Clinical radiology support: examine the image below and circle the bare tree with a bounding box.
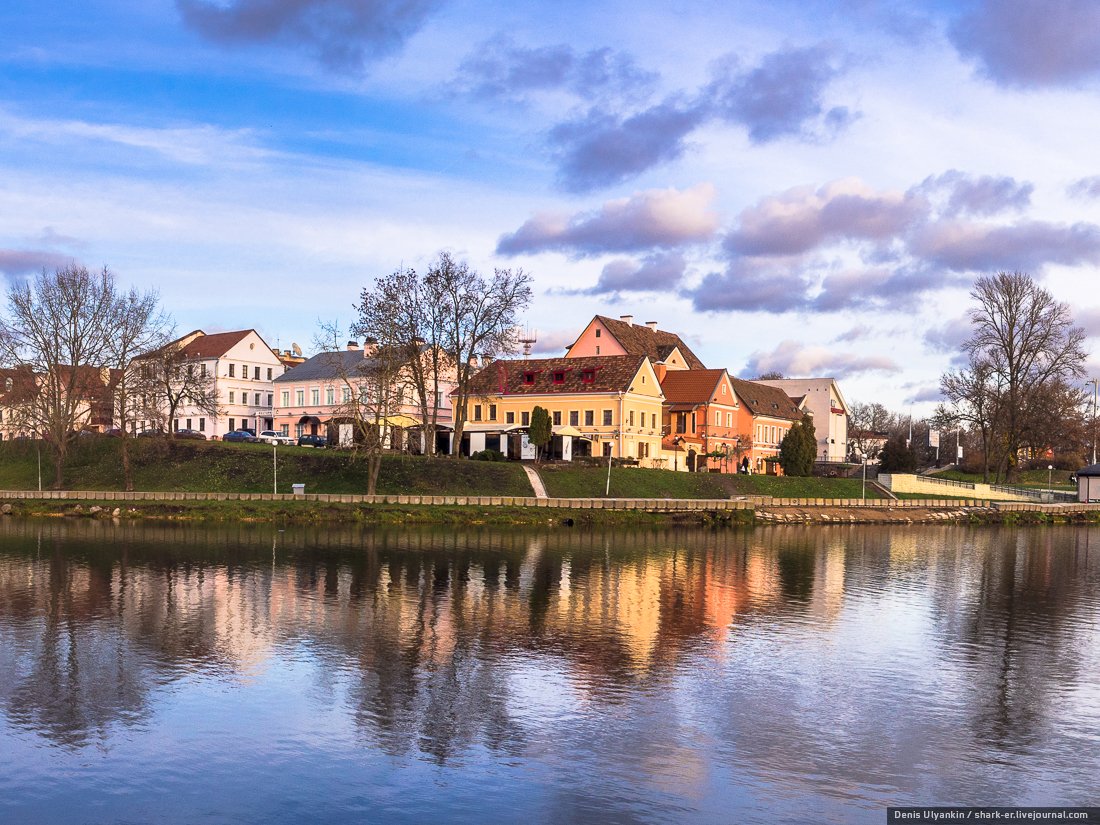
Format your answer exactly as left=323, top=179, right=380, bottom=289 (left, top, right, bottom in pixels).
left=430, top=252, right=532, bottom=457
left=946, top=275, right=1091, bottom=481
left=0, top=265, right=125, bottom=488
left=847, top=401, right=897, bottom=461
left=314, top=323, right=408, bottom=494
left=353, top=267, right=451, bottom=455
left=105, top=289, right=170, bottom=490
left=138, top=337, right=220, bottom=438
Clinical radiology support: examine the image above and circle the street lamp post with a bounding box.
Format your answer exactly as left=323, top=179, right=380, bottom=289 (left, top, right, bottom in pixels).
left=1089, top=379, right=1099, bottom=465
left=273, top=442, right=278, bottom=495
left=1048, top=463, right=1053, bottom=494
left=861, top=451, right=867, bottom=500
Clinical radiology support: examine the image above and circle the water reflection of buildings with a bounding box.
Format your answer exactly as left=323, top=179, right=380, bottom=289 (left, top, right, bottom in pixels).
left=1, top=521, right=1096, bottom=769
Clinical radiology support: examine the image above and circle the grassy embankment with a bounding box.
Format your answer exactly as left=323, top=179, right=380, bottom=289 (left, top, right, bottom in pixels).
left=929, top=467, right=1076, bottom=491
left=0, top=438, right=530, bottom=496
left=537, top=464, right=884, bottom=499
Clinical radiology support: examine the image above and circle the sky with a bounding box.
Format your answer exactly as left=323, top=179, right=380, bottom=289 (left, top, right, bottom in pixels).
left=3, top=0, right=1100, bottom=414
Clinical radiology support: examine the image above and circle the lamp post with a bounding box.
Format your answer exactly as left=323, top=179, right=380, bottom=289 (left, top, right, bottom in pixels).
left=1089, top=379, right=1099, bottom=465
left=1048, top=463, right=1053, bottom=494
left=860, top=450, right=867, bottom=500
left=605, top=430, right=618, bottom=496
left=273, top=441, right=278, bottom=495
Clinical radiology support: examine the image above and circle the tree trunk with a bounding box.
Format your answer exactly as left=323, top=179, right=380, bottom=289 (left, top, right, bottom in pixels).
left=52, top=450, right=64, bottom=490
left=120, top=434, right=134, bottom=491
left=366, top=452, right=382, bottom=495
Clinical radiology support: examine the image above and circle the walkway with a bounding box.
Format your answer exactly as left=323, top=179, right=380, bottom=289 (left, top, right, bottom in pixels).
left=521, top=465, right=548, bottom=498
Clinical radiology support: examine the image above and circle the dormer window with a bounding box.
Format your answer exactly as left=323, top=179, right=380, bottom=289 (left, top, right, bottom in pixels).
left=523, top=372, right=536, bottom=385
left=581, top=369, right=595, bottom=383
left=553, top=371, right=565, bottom=384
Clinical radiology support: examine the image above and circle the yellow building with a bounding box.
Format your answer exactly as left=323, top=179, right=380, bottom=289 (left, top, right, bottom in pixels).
left=459, top=354, right=665, bottom=465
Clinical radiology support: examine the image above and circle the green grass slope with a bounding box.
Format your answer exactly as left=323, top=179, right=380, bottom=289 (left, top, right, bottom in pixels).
left=0, top=439, right=531, bottom=496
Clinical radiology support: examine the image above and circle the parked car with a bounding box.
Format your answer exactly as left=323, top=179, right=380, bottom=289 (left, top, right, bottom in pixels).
left=222, top=430, right=254, bottom=443
left=255, top=430, right=295, bottom=446
left=175, top=429, right=207, bottom=440
left=137, top=429, right=163, bottom=438
left=297, top=434, right=328, bottom=448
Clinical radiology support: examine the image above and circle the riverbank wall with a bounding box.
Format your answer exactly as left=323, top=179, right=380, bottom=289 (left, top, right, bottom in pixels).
left=1, top=490, right=1099, bottom=526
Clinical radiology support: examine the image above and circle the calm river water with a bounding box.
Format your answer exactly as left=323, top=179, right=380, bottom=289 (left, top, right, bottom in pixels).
left=1, top=521, right=1098, bottom=824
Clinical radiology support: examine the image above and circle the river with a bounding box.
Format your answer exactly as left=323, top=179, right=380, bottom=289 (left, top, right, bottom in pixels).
left=1, top=520, right=1098, bottom=824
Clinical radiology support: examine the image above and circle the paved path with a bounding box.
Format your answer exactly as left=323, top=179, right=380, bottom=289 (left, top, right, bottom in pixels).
left=521, top=465, right=548, bottom=498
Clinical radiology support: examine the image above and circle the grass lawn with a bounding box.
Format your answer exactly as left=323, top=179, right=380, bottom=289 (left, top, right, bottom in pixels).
left=537, top=464, right=883, bottom=499
left=930, top=467, right=1076, bottom=490
left=0, top=439, right=532, bottom=496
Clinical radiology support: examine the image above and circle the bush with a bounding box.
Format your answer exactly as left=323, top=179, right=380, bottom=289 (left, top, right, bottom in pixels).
left=470, top=449, right=506, bottom=462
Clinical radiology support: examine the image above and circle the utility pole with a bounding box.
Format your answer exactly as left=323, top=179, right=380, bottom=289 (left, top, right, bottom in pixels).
left=273, top=442, right=278, bottom=495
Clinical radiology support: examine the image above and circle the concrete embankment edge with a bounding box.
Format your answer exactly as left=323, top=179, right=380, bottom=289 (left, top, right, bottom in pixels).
left=1, top=490, right=1098, bottom=526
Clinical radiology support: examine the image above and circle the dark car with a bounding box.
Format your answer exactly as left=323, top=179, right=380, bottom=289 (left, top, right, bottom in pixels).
left=223, top=430, right=254, bottom=443
left=175, top=429, right=207, bottom=441
left=297, top=434, right=328, bottom=448
left=137, top=429, right=163, bottom=438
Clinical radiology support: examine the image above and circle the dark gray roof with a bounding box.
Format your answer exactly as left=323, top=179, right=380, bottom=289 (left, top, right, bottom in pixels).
left=273, top=350, right=375, bottom=383
left=1077, top=463, right=1100, bottom=477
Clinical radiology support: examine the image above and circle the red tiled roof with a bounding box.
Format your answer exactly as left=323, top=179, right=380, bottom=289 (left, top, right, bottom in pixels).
left=593, top=316, right=706, bottom=369
left=659, top=369, right=727, bottom=404
left=729, top=377, right=803, bottom=421
left=177, top=330, right=253, bottom=358
left=463, top=355, right=647, bottom=396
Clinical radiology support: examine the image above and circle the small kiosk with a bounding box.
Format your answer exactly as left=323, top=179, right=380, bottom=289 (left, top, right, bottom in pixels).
left=1076, top=464, right=1100, bottom=502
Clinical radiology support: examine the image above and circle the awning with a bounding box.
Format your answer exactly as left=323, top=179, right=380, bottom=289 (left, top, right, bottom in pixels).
left=298, top=415, right=323, bottom=423
left=461, top=423, right=522, bottom=434
left=381, top=414, right=420, bottom=428
left=553, top=425, right=585, bottom=438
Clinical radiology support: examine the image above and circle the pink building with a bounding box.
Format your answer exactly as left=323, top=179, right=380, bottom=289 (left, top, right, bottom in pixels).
left=272, top=341, right=456, bottom=451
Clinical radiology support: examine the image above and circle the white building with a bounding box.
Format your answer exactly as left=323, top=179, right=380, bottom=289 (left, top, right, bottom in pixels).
left=757, top=377, right=849, bottom=463
left=148, top=329, right=286, bottom=438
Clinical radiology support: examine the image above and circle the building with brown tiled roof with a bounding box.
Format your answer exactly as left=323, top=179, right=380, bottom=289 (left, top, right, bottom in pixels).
left=564, top=315, right=706, bottom=371
left=0, top=364, right=121, bottom=440
left=729, top=377, right=804, bottom=473
left=660, top=369, right=744, bottom=472
left=137, top=329, right=286, bottom=438
left=757, top=377, right=849, bottom=462
left=457, top=354, right=665, bottom=463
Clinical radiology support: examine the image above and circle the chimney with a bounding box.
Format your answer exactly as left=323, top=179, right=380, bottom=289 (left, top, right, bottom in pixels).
left=654, top=362, right=667, bottom=382
left=363, top=336, right=378, bottom=356
left=468, top=354, right=480, bottom=368
left=620, top=314, right=634, bottom=326
left=646, top=321, right=658, bottom=331
left=346, top=340, right=360, bottom=351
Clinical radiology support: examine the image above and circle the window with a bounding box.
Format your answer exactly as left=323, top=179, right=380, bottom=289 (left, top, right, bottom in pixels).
left=716, top=411, right=722, bottom=426
left=241, top=364, right=247, bottom=378
left=720, top=384, right=726, bottom=395
left=254, top=366, right=260, bottom=380
left=186, top=418, right=192, bottom=430
left=523, top=372, right=535, bottom=385
left=229, top=364, right=235, bottom=378
left=296, top=390, right=305, bottom=405
left=603, top=410, right=612, bottom=426
left=267, top=393, right=273, bottom=406
left=199, top=418, right=205, bottom=432
left=281, top=391, right=290, bottom=406
left=254, top=393, right=261, bottom=405
left=628, top=410, right=635, bottom=426
left=506, top=411, right=515, bottom=424
left=326, top=387, right=335, bottom=405
left=727, top=412, right=732, bottom=427
left=676, top=413, right=685, bottom=434
left=581, top=369, right=595, bottom=383
left=521, top=411, right=530, bottom=426
left=553, top=410, right=561, bottom=425
left=553, top=371, right=565, bottom=384
left=603, top=442, right=612, bottom=457
left=229, top=418, right=236, bottom=431
left=342, top=387, right=351, bottom=403
left=595, top=328, right=601, bottom=338
left=595, top=346, right=600, bottom=355
left=311, top=389, right=320, bottom=405
left=173, top=419, right=179, bottom=432
left=489, top=404, right=497, bottom=421
left=473, top=404, right=483, bottom=421
left=690, top=413, right=696, bottom=434
left=569, top=411, right=579, bottom=426
left=267, top=368, right=273, bottom=380
left=280, top=424, right=289, bottom=436
left=201, top=363, right=207, bottom=377
left=584, top=410, right=593, bottom=426
left=229, top=391, right=235, bottom=403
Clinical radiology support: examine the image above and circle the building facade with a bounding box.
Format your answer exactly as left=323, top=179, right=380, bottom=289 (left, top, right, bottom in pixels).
left=660, top=368, right=744, bottom=472
left=757, top=378, right=849, bottom=462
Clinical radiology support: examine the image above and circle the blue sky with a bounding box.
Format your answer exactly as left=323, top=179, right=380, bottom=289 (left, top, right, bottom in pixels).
left=4, top=0, right=1100, bottom=412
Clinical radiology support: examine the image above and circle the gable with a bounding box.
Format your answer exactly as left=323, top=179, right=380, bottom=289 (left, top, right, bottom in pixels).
left=564, top=317, right=628, bottom=358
